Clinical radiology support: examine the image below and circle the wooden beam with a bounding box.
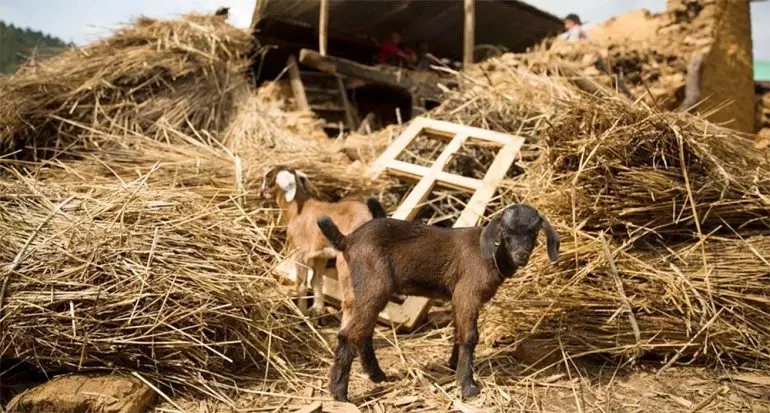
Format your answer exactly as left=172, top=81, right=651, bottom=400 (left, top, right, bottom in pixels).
left=319, top=0, right=329, bottom=56
left=250, top=0, right=269, bottom=28
left=463, top=0, right=475, bottom=68
left=336, top=75, right=358, bottom=130
left=287, top=55, right=310, bottom=112
left=455, top=141, right=522, bottom=227
left=299, top=49, right=444, bottom=100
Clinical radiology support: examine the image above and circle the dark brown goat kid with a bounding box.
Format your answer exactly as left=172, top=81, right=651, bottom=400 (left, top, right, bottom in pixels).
left=316, top=204, right=560, bottom=402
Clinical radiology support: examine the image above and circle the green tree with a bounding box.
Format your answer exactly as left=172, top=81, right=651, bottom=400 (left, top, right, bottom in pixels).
left=0, top=20, right=72, bottom=74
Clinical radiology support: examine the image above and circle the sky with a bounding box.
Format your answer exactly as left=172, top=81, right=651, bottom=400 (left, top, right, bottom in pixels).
left=1, top=0, right=768, bottom=60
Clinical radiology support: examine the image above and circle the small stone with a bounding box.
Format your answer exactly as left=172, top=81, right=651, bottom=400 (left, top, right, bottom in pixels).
left=6, top=374, right=155, bottom=413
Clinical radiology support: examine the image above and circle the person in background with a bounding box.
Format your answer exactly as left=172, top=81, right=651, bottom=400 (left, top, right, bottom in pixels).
left=414, top=40, right=431, bottom=71
left=559, top=13, right=587, bottom=41
left=377, top=31, right=416, bottom=66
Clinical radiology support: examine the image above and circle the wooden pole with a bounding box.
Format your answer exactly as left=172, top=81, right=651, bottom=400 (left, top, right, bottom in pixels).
left=319, top=0, right=329, bottom=56
left=463, top=0, right=475, bottom=69
left=336, top=75, right=358, bottom=131
left=287, top=55, right=310, bottom=112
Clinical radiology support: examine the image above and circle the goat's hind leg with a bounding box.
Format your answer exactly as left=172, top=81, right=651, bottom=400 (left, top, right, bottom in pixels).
left=328, top=267, right=390, bottom=401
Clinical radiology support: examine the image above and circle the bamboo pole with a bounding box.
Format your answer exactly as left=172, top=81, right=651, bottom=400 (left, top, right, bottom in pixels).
left=463, top=0, right=475, bottom=69
left=319, top=0, right=329, bottom=56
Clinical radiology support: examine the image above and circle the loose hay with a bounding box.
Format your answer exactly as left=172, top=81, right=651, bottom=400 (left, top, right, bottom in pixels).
left=1, top=5, right=769, bottom=410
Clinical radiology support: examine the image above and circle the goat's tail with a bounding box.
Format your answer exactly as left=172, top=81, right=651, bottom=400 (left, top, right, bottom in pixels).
left=366, top=197, right=388, bottom=219
left=317, top=216, right=347, bottom=251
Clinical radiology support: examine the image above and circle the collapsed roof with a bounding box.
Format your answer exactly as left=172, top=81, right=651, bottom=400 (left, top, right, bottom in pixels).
left=251, top=0, right=564, bottom=62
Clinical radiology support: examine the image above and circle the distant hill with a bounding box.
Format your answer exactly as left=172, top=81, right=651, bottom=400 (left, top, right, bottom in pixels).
left=0, top=21, right=74, bottom=74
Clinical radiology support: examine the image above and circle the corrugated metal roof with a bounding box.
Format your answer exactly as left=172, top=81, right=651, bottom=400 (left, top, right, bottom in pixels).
left=253, top=0, right=563, bottom=61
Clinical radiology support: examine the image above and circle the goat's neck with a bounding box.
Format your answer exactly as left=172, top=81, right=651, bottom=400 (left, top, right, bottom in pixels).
left=276, top=192, right=311, bottom=223
left=492, top=243, right=517, bottom=279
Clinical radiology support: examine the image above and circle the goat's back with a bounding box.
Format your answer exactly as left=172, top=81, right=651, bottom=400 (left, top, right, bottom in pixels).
left=344, top=218, right=487, bottom=298
left=288, top=199, right=373, bottom=251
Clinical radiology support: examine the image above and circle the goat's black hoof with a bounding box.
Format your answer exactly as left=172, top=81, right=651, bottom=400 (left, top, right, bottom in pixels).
left=461, top=383, right=480, bottom=399
left=368, top=369, right=387, bottom=383
left=332, top=393, right=350, bottom=403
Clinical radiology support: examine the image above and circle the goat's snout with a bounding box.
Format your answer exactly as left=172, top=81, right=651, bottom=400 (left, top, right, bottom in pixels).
left=512, top=251, right=529, bottom=266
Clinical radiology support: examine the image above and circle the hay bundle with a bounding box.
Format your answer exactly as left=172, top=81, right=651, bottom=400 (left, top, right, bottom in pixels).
left=431, top=55, right=770, bottom=368
left=0, top=152, right=313, bottom=400
left=0, top=14, right=251, bottom=154
left=0, top=78, right=390, bottom=400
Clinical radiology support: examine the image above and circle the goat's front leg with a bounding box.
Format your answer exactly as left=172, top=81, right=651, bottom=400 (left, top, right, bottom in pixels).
left=452, top=294, right=480, bottom=399
left=295, top=260, right=310, bottom=316
left=448, top=330, right=459, bottom=370
left=310, top=258, right=327, bottom=316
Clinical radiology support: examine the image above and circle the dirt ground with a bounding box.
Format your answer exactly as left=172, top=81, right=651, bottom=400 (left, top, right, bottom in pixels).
left=161, top=309, right=770, bottom=413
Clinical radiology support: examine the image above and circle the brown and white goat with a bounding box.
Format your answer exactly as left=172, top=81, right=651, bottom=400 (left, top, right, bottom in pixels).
left=261, top=165, right=386, bottom=320
left=317, top=204, right=560, bottom=402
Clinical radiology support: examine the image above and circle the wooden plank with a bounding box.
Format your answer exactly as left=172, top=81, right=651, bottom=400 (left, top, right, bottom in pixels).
left=287, top=55, right=310, bottom=112
left=434, top=133, right=468, bottom=167
left=318, top=0, right=329, bottom=56
left=455, top=141, right=522, bottom=227
left=391, top=177, right=436, bottom=221
left=390, top=133, right=468, bottom=220
left=419, top=118, right=520, bottom=145
left=385, top=160, right=483, bottom=191
left=464, top=0, right=475, bottom=69
left=368, top=118, right=427, bottom=177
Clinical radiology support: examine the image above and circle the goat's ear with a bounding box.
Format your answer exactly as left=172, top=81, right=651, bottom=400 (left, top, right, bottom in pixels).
left=295, top=170, right=311, bottom=192
left=276, top=170, right=297, bottom=202
left=480, top=217, right=502, bottom=260
left=539, top=216, right=560, bottom=263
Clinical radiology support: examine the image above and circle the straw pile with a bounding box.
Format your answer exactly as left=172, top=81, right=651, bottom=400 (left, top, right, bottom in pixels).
left=2, top=6, right=768, bottom=409
left=0, top=14, right=388, bottom=403
left=0, top=13, right=252, bottom=155
left=435, top=54, right=770, bottom=368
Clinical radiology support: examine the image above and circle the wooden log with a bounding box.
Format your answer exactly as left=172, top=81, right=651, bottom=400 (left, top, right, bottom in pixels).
left=250, top=0, right=269, bottom=27
left=319, top=0, right=329, bottom=56
left=298, top=49, right=443, bottom=99
left=463, top=0, right=475, bottom=68
left=287, top=55, right=310, bottom=111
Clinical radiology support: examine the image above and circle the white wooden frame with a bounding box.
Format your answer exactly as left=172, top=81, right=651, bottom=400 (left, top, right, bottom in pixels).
left=277, top=117, right=525, bottom=331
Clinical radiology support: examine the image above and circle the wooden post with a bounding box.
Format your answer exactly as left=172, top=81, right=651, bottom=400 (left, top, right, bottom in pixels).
left=287, top=55, right=310, bottom=111
left=319, top=0, right=329, bottom=56
left=336, top=75, right=358, bottom=131
left=463, top=0, right=475, bottom=69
